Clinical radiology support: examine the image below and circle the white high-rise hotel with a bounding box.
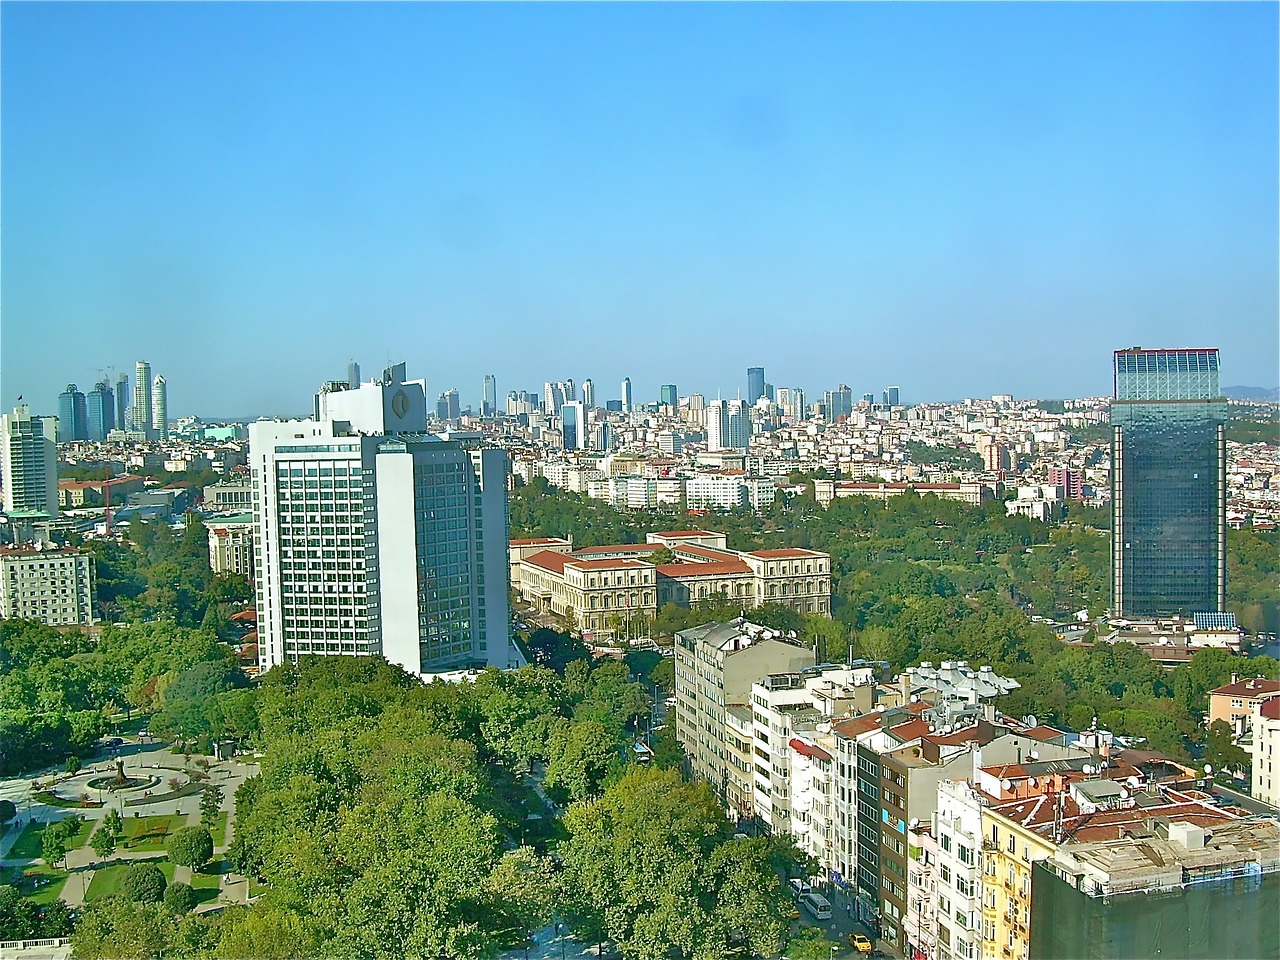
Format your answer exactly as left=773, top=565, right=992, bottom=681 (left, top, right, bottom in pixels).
left=250, top=364, right=516, bottom=677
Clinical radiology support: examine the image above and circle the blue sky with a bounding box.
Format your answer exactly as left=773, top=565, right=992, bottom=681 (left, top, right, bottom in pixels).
left=2, top=2, right=1276, bottom=417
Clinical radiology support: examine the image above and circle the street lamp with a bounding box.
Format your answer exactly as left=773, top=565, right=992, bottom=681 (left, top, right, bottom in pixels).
left=555, top=922, right=567, bottom=960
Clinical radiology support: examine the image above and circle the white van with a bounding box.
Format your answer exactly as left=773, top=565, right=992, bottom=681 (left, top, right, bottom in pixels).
left=788, top=877, right=812, bottom=897
left=800, top=891, right=832, bottom=920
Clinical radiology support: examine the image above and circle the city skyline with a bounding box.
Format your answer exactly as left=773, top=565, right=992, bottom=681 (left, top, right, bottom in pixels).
left=3, top=3, right=1277, bottom=414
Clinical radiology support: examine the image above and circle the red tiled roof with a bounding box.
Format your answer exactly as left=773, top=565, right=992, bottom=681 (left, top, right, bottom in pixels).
left=230, top=608, right=257, bottom=622
left=1023, top=725, right=1070, bottom=742
left=656, top=561, right=751, bottom=578
left=523, top=550, right=572, bottom=574
left=832, top=702, right=929, bottom=739
left=1208, top=678, right=1280, bottom=699
left=925, top=723, right=990, bottom=747
left=888, top=718, right=932, bottom=741
left=1262, top=698, right=1280, bottom=720
left=790, top=737, right=834, bottom=763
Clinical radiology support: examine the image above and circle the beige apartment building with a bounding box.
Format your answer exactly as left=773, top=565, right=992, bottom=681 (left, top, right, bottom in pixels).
left=674, top=619, right=815, bottom=800
left=0, top=544, right=96, bottom=626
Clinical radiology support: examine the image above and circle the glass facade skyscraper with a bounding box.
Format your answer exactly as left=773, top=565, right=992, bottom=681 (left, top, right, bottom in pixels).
left=1111, top=347, right=1226, bottom=618
left=747, top=366, right=765, bottom=405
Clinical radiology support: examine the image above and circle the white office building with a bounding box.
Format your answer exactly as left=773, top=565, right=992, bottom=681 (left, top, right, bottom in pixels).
left=1, top=405, right=58, bottom=517
left=152, top=375, right=168, bottom=440
left=251, top=366, right=515, bottom=677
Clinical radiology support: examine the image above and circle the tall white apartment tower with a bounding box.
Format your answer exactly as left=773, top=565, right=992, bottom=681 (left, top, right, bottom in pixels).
left=706, top=400, right=728, bottom=452
left=0, top=405, right=58, bottom=517
left=251, top=365, right=514, bottom=677
left=581, top=379, right=595, bottom=409
left=621, top=377, right=633, bottom=414
left=133, top=361, right=153, bottom=438
left=151, top=375, right=168, bottom=440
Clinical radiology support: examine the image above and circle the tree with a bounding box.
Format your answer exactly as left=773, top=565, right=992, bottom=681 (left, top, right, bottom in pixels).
left=70, top=898, right=173, bottom=959
left=0, top=799, right=15, bottom=826
left=1205, top=720, right=1251, bottom=779
left=41, top=823, right=69, bottom=868
left=786, top=926, right=842, bottom=960
left=122, top=862, right=169, bottom=904
left=544, top=720, right=618, bottom=803
left=200, top=784, right=224, bottom=829
left=163, top=881, right=197, bottom=915
left=102, top=808, right=124, bottom=838
left=91, top=826, right=118, bottom=860
left=167, top=826, right=214, bottom=869
left=65, top=755, right=81, bottom=775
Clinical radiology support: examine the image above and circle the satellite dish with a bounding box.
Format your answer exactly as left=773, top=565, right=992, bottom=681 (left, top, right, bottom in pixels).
left=1082, top=765, right=1093, bottom=775
left=928, top=725, right=936, bottom=733
left=1028, top=778, right=1037, bottom=787
left=1120, top=788, right=1130, bottom=800
left=1026, top=715, right=1038, bottom=728
left=910, top=818, right=920, bottom=829
left=1029, top=750, right=1039, bottom=761
left=1126, top=776, right=1140, bottom=789
left=1001, top=779, right=1013, bottom=791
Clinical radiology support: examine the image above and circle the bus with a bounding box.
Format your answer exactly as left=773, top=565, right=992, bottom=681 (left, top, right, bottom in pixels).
left=800, top=892, right=832, bottom=920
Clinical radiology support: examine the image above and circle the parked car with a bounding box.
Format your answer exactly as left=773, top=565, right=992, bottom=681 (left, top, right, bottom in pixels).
left=849, top=933, right=874, bottom=954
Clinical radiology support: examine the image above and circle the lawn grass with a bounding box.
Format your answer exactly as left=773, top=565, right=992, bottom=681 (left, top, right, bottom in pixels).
left=1, top=862, right=71, bottom=904
left=5, top=817, right=93, bottom=859
left=208, top=811, right=228, bottom=848
left=84, top=857, right=174, bottom=902
left=121, top=814, right=185, bottom=852
left=189, top=861, right=226, bottom=905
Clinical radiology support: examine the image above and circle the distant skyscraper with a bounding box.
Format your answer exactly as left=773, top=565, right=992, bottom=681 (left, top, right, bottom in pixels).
left=0, top=404, right=58, bottom=516
left=561, top=401, right=584, bottom=451
left=348, top=360, right=361, bottom=389
left=727, top=399, right=751, bottom=450
left=437, top=388, right=461, bottom=421
left=581, top=379, right=595, bottom=409
left=885, top=385, right=901, bottom=407
left=824, top=384, right=853, bottom=421
left=483, top=374, right=497, bottom=417
left=133, top=361, right=153, bottom=437
left=543, top=381, right=564, bottom=415
left=621, top=377, right=632, bottom=414
left=115, top=372, right=129, bottom=431
left=86, top=380, right=115, bottom=441
left=57, top=384, right=88, bottom=442
left=1111, top=347, right=1226, bottom=618
left=151, top=375, right=168, bottom=440
left=863, top=393, right=876, bottom=405
left=564, top=379, right=577, bottom=402
left=659, top=384, right=679, bottom=407
left=747, top=367, right=766, bottom=405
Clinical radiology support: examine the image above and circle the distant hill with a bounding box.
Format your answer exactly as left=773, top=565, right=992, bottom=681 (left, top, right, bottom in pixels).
left=1224, top=386, right=1279, bottom=401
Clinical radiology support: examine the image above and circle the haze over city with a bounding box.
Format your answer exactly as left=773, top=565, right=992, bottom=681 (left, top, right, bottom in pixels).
left=2, top=2, right=1277, bottom=416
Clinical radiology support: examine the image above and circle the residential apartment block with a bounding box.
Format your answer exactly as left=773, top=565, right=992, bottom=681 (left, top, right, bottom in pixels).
left=674, top=619, right=815, bottom=799
left=207, top=513, right=254, bottom=579
left=0, top=544, right=96, bottom=626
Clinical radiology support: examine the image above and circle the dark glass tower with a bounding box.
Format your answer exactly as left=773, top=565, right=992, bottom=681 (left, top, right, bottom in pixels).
left=746, top=366, right=765, bottom=405
left=1111, top=348, right=1226, bottom=618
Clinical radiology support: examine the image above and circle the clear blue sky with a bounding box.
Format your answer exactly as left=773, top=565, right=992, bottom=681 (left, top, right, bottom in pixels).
left=2, top=2, right=1276, bottom=417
